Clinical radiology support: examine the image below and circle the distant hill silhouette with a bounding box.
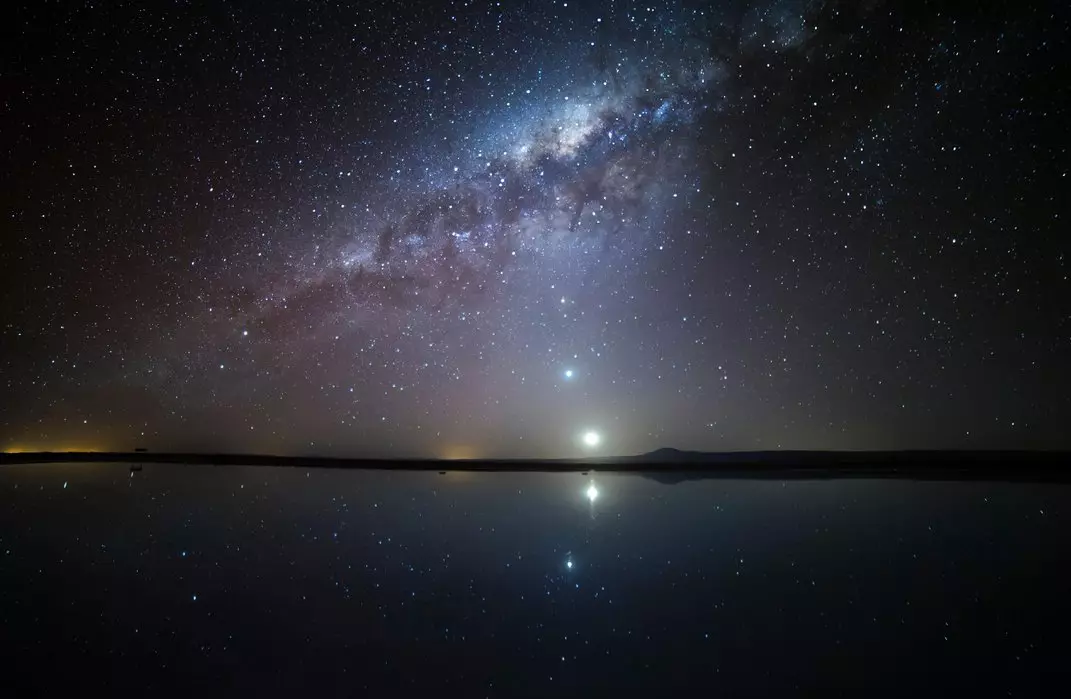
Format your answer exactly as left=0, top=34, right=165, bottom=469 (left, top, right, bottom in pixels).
left=638, top=447, right=699, bottom=461
left=605, top=448, right=1071, bottom=482
left=1, top=449, right=1068, bottom=482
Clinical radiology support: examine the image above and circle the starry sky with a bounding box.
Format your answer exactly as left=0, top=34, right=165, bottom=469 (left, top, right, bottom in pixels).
left=1, top=0, right=1067, bottom=457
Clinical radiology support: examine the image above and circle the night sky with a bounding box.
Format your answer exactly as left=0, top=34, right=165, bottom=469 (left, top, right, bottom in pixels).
left=2, top=1, right=1067, bottom=457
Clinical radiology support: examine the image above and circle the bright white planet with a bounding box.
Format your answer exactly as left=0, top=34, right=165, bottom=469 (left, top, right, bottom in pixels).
left=581, top=430, right=601, bottom=448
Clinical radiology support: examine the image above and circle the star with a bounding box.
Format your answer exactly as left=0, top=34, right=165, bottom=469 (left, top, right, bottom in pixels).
left=2, top=1, right=1058, bottom=457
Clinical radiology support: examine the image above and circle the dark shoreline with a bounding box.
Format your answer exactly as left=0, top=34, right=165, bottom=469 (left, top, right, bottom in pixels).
left=2, top=450, right=1069, bottom=482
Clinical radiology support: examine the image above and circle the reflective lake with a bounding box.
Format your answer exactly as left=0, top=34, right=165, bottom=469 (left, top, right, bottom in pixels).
left=1, top=463, right=1068, bottom=696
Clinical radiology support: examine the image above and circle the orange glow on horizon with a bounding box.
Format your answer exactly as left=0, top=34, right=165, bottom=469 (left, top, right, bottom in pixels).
left=438, top=444, right=481, bottom=460
left=4, top=445, right=106, bottom=454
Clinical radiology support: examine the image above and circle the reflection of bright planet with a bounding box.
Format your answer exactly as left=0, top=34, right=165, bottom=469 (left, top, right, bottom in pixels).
left=586, top=483, right=599, bottom=502
left=581, top=430, right=600, bottom=448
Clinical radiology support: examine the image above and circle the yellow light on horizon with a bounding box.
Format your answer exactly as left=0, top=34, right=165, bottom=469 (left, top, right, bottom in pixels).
left=439, top=444, right=480, bottom=460
left=4, top=445, right=104, bottom=454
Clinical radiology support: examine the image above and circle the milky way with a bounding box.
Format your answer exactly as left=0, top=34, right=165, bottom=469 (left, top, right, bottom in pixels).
left=253, top=12, right=723, bottom=333
left=2, top=1, right=1067, bottom=455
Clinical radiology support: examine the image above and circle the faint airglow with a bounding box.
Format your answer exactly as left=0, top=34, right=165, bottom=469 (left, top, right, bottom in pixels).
left=585, top=482, right=599, bottom=502
left=581, top=430, right=601, bottom=448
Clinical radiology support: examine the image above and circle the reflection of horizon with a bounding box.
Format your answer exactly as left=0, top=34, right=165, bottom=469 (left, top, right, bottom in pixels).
left=439, top=470, right=479, bottom=483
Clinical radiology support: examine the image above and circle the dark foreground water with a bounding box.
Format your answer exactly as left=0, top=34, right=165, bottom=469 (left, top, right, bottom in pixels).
left=1, top=464, right=1068, bottom=696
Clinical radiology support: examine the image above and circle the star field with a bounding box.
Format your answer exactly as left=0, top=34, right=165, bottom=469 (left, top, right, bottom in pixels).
left=1, top=1, right=1067, bottom=456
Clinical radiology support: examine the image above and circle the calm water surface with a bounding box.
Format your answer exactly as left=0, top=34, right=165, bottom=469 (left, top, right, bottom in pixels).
left=1, top=463, right=1067, bottom=696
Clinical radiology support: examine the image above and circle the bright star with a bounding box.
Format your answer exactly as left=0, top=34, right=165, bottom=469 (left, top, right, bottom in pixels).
left=566, top=559, right=573, bottom=569
left=581, top=430, right=600, bottom=448
left=563, top=369, right=574, bottom=380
